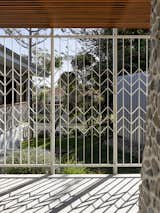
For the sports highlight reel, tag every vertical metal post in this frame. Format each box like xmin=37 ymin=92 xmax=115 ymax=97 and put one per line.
xmin=51 ymin=28 xmax=55 ymax=174
xmin=113 ymin=28 xmax=118 ymax=174
xmin=4 ymin=41 xmax=7 ymax=164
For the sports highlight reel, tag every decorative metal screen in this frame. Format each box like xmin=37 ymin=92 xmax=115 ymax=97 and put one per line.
xmin=0 ymin=31 xmax=150 ymax=173
xmin=54 ymin=36 xmax=114 ymax=168
xmin=117 ymin=37 xmax=149 ymax=167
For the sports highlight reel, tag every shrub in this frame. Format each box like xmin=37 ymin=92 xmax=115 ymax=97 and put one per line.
xmin=63 ymin=166 xmax=88 ymax=174
xmin=1 ymin=148 xmax=51 ymax=174
xmin=61 ymin=156 xmax=89 ymax=174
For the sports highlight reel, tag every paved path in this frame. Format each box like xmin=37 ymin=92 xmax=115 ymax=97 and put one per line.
xmin=0 ymin=174 xmax=141 ymax=213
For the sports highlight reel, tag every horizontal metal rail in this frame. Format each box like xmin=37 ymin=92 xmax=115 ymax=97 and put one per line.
xmin=0 ymin=34 xmax=151 ymax=39
xmin=0 ymin=163 xmax=142 ymax=168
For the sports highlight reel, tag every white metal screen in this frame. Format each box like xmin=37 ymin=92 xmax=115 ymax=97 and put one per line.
xmin=0 ymin=30 xmax=150 ymax=174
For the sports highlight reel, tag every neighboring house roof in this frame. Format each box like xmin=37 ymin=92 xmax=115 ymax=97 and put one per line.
xmin=0 ymin=44 xmax=37 ymax=74
xmin=117 ymin=72 xmax=148 ymax=141
xmin=117 ymin=72 xmax=148 ymax=111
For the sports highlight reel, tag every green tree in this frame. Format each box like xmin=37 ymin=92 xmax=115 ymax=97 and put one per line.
xmin=68 ymin=29 xmax=150 ymax=139
xmin=32 ymin=47 xmax=63 ymax=76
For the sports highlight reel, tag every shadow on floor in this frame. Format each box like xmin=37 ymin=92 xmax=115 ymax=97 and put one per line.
xmin=0 ymin=174 xmax=141 ymax=213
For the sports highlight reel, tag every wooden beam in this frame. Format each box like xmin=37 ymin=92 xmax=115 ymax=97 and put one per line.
xmin=0 ymin=0 xmax=151 ymax=28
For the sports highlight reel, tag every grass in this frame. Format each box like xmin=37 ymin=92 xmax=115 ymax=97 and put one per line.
xmin=22 ymin=136 xmax=113 ymax=163
xmin=21 ymin=135 xmax=140 ymax=174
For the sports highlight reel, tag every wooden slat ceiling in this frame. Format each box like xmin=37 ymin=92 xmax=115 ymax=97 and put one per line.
xmin=0 ymin=0 xmax=150 ymax=28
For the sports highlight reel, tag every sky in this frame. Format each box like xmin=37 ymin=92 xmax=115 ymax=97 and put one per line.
xmin=0 ymin=28 xmax=86 ymax=88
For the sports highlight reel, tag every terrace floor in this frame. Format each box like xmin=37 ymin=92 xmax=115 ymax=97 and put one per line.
xmin=0 ymin=174 xmax=141 ymax=213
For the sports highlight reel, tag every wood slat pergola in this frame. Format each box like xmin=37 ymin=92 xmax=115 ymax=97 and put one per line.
xmin=0 ymin=0 xmax=150 ymax=28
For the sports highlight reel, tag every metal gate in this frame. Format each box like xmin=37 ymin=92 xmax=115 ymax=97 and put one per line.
xmin=0 ymin=29 xmax=150 ymax=173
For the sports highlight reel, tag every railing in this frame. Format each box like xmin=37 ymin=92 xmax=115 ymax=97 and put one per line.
xmin=0 ymin=30 xmax=150 ymax=174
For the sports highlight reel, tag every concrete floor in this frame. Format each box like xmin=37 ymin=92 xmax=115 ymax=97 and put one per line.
xmin=0 ymin=174 xmax=141 ymax=213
